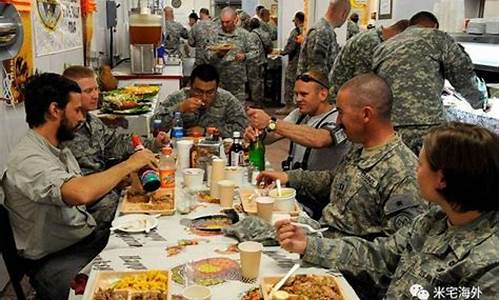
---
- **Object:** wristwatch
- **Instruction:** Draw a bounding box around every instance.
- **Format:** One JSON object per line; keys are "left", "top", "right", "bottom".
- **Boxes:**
{"left": 267, "top": 117, "right": 277, "bottom": 132}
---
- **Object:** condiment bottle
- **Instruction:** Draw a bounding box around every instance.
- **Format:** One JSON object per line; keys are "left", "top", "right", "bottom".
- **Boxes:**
{"left": 131, "top": 135, "right": 161, "bottom": 192}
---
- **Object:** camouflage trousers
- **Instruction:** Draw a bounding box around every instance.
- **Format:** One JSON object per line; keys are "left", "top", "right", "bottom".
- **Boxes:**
{"left": 247, "top": 64, "right": 265, "bottom": 105}
{"left": 396, "top": 124, "right": 440, "bottom": 155}
{"left": 219, "top": 71, "right": 247, "bottom": 103}
{"left": 284, "top": 60, "right": 298, "bottom": 104}
{"left": 87, "top": 190, "right": 120, "bottom": 229}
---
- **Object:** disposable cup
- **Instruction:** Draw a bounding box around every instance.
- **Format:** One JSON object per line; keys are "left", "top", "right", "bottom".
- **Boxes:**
{"left": 269, "top": 188, "right": 296, "bottom": 212}
{"left": 256, "top": 196, "right": 274, "bottom": 223}
{"left": 238, "top": 241, "right": 263, "bottom": 280}
{"left": 224, "top": 166, "right": 244, "bottom": 187}
{"left": 182, "top": 284, "right": 211, "bottom": 300}
{"left": 176, "top": 139, "right": 193, "bottom": 170}
{"left": 183, "top": 168, "right": 204, "bottom": 189}
{"left": 218, "top": 180, "right": 235, "bottom": 208}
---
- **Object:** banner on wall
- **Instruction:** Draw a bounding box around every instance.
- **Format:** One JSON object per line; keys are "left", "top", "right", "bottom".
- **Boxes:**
{"left": 33, "top": 0, "right": 83, "bottom": 56}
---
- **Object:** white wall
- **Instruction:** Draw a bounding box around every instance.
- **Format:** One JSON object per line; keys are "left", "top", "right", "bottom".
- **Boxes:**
{"left": 484, "top": 0, "right": 499, "bottom": 18}
{"left": 375, "top": 0, "right": 435, "bottom": 26}
{"left": 242, "top": 0, "right": 259, "bottom": 16}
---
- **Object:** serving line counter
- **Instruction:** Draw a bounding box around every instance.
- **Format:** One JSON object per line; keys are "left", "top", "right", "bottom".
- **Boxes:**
{"left": 88, "top": 63, "right": 183, "bottom": 137}
{"left": 71, "top": 177, "right": 360, "bottom": 300}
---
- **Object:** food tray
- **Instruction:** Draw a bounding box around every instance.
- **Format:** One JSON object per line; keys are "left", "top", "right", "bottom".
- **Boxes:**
{"left": 88, "top": 270, "right": 172, "bottom": 300}
{"left": 121, "top": 188, "right": 176, "bottom": 216}
{"left": 239, "top": 187, "right": 301, "bottom": 217}
{"left": 260, "top": 274, "right": 346, "bottom": 300}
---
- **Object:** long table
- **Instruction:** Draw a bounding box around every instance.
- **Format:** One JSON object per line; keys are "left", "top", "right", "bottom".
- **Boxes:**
{"left": 73, "top": 178, "right": 360, "bottom": 299}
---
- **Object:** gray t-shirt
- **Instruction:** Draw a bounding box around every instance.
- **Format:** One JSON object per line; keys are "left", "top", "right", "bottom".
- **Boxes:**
{"left": 1, "top": 130, "right": 96, "bottom": 260}
{"left": 283, "top": 108, "right": 350, "bottom": 171}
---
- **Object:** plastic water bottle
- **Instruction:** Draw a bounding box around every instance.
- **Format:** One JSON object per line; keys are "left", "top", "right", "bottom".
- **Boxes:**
{"left": 171, "top": 112, "right": 184, "bottom": 150}
{"left": 159, "top": 146, "right": 176, "bottom": 188}
{"left": 131, "top": 135, "right": 161, "bottom": 192}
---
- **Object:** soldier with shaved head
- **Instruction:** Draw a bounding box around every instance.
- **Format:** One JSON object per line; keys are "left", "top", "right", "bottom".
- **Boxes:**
{"left": 258, "top": 73, "right": 424, "bottom": 238}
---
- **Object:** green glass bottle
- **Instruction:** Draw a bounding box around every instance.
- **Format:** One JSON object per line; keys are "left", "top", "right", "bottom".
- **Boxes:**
{"left": 249, "top": 133, "right": 265, "bottom": 171}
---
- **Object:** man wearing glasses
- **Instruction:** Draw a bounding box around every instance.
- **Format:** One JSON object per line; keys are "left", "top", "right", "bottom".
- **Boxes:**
{"left": 245, "top": 70, "right": 350, "bottom": 178}
{"left": 155, "top": 64, "right": 247, "bottom": 138}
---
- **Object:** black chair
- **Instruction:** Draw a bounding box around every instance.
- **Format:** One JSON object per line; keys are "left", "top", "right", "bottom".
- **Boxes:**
{"left": 0, "top": 204, "right": 27, "bottom": 300}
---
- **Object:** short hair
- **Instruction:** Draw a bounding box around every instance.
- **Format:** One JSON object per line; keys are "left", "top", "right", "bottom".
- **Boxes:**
{"left": 189, "top": 12, "right": 199, "bottom": 21}
{"left": 338, "top": 73, "right": 393, "bottom": 120}
{"left": 249, "top": 18, "right": 260, "bottom": 30}
{"left": 190, "top": 64, "right": 219, "bottom": 85}
{"left": 256, "top": 5, "right": 264, "bottom": 14}
{"left": 409, "top": 11, "right": 439, "bottom": 28}
{"left": 260, "top": 8, "right": 270, "bottom": 17}
{"left": 62, "top": 65, "right": 95, "bottom": 81}
{"left": 199, "top": 8, "right": 209, "bottom": 16}
{"left": 221, "top": 6, "right": 236, "bottom": 18}
{"left": 295, "top": 12, "right": 305, "bottom": 23}
{"left": 350, "top": 13, "right": 359, "bottom": 22}
{"left": 163, "top": 6, "right": 173, "bottom": 13}
{"left": 23, "top": 73, "right": 81, "bottom": 128}
{"left": 298, "top": 70, "right": 329, "bottom": 91}
{"left": 390, "top": 19, "right": 410, "bottom": 32}
{"left": 423, "top": 122, "right": 498, "bottom": 213}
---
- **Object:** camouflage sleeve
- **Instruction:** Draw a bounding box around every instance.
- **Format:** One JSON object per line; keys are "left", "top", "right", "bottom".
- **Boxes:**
{"left": 382, "top": 176, "right": 426, "bottom": 235}
{"left": 306, "top": 28, "right": 331, "bottom": 75}
{"left": 219, "top": 93, "right": 248, "bottom": 138}
{"left": 243, "top": 30, "right": 260, "bottom": 61}
{"left": 282, "top": 29, "right": 299, "bottom": 56}
{"left": 188, "top": 26, "right": 196, "bottom": 47}
{"left": 465, "top": 265, "right": 499, "bottom": 300}
{"left": 329, "top": 45, "right": 355, "bottom": 99}
{"left": 180, "top": 24, "right": 189, "bottom": 39}
{"left": 441, "top": 32, "right": 483, "bottom": 109}
{"left": 102, "top": 125, "right": 134, "bottom": 160}
{"left": 302, "top": 220, "right": 414, "bottom": 294}
{"left": 153, "top": 91, "right": 185, "bottom": 131}
{"left": 287, "top": 169, "right": 334, "bottom": 201}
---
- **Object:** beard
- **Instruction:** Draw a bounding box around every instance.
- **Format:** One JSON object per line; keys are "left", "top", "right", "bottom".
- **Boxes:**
{"left": 57, "top": 114, "right": 80, "bottom": 142}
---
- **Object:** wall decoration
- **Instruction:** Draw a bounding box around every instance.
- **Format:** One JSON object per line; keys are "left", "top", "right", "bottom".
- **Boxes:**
{"left": 33, "top": 0, "right": 83, "bottom": 56}
{"left": 378, "top": 0, "right": 392, "bottom": 20}
{"left": 1, "top": 2, "right": 33, "bottom": 105}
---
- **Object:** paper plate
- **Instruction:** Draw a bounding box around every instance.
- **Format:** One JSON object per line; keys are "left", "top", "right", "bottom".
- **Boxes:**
{"left": 111, "top": 214, "right": 158, "bottom": 233}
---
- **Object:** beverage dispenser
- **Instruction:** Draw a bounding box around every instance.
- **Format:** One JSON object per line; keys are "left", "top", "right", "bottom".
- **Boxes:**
{"left": 129, "top": 8, "right": 162, "bottom": 74}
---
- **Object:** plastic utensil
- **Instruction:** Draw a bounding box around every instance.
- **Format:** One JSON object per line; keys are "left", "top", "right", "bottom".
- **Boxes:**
{"left": 276, "top": 179, "right": 282, "bottom": 197}
{"left": 271, "top": 263, "right": 300, "bottom": 294}
{"left": 290, "top": 222, "right": 329, "bottom": 234}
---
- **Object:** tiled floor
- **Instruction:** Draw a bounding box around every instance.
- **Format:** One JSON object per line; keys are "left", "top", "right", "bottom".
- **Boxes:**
{"left": 0, "top": 108, "right": 291, "bottom": 299}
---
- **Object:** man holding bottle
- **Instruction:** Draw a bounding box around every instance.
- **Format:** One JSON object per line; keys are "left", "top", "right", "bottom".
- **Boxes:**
{"left": 245, "top": 70, "right": 349, "bottom": 172}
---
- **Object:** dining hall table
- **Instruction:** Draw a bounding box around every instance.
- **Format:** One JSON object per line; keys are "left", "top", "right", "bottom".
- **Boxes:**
{"left": 72, "top": 174, "right": 360, "bottom": 300}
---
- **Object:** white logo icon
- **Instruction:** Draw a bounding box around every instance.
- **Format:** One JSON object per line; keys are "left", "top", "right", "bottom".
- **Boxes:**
{"left": 410, "top": 284, "right": 430, "bottom": 299}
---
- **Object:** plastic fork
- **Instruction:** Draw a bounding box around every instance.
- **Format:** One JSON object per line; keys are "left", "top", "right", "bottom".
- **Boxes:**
{"left": 290, "top": 222, "right": 329, "bottom": 235}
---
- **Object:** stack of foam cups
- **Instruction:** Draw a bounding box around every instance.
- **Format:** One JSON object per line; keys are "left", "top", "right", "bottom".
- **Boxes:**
{"left": 210, "top": 158, "right": 225, "bottom": 199}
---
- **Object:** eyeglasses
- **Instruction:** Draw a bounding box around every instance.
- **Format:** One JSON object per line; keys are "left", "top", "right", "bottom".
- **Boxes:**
{"left": 296, "top": 74, "right": 329, "bottom": 89}
{"left": 190, "top": 88, "right": 217, "bottom": 98}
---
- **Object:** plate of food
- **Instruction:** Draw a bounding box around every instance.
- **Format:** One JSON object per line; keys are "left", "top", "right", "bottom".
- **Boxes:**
{"left": 111, "top": 214, "right": 158, "bottom": 233}
{"left": 121, "top": 188, "right": 176, "bottom": 215}
{"left": 111, "top": 105, "right": 152, "bottom": 115}
{"left": 88, "top": 270, "right": 171, "bottom": 300}
{"left": 241, "top": 287, "right": 263, "bottom": 300}
{"left": 171, "top": 257, "right": 241, "bottom": 286}
{"left": 190, "top": 214, "right": 234, "bottom": 231}
{"left": 261, "top": 274, "right": 346, "bottom": 300}
{"left": 207, "top": 43, "right": 234, "bottom": 52}
{"left": 123, "top": 84, "right": 160, "bottom": 97}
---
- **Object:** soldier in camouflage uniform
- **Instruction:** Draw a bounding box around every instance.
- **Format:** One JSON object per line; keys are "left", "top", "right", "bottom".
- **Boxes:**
{"left": 154, "top": 64, "right": 247, "bottom": 138}
{"left": 163, "top": 6, "right": 189, "bottom": 57}
{"left": 277, "top": 11, "right": 304, "bottom": 115}
{"left": 329, "top": 19, "right": 409, "bottom": 101}
{"left": 296, "top": 0, "right": 351, "bottom": 77}
{"left": 276, "top": 123, "right": 499, "bottom": 300}
{"left": 346, "top": 13, "right": 360, "bottom": 40}
{"left": 61, "top": 66, "right": 168, "bottom": 226}
{"left": 259, "top": 8, "right": 278, "bottom": 41}
{"left": 247, "top": 18, "right": 272, "bottom": 106}
{"left": 373, "top": 12, "right": 485, "bottom": 154}
{"left": 188, "top": 8, "right": 217, "bottom": 66}
{"left": 236, "top": 9, "right": 251, "bottom": 31}
{"left": 207, "top": 7, "right": 259, "bottom": 103}
{"left": 259, "top": 74, "right": 424, "bottom": 239}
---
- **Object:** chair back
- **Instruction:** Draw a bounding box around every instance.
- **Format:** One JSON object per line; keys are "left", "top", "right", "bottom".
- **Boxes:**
{"left": 0, "top": 204, "right": 27, "bottom": 300}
